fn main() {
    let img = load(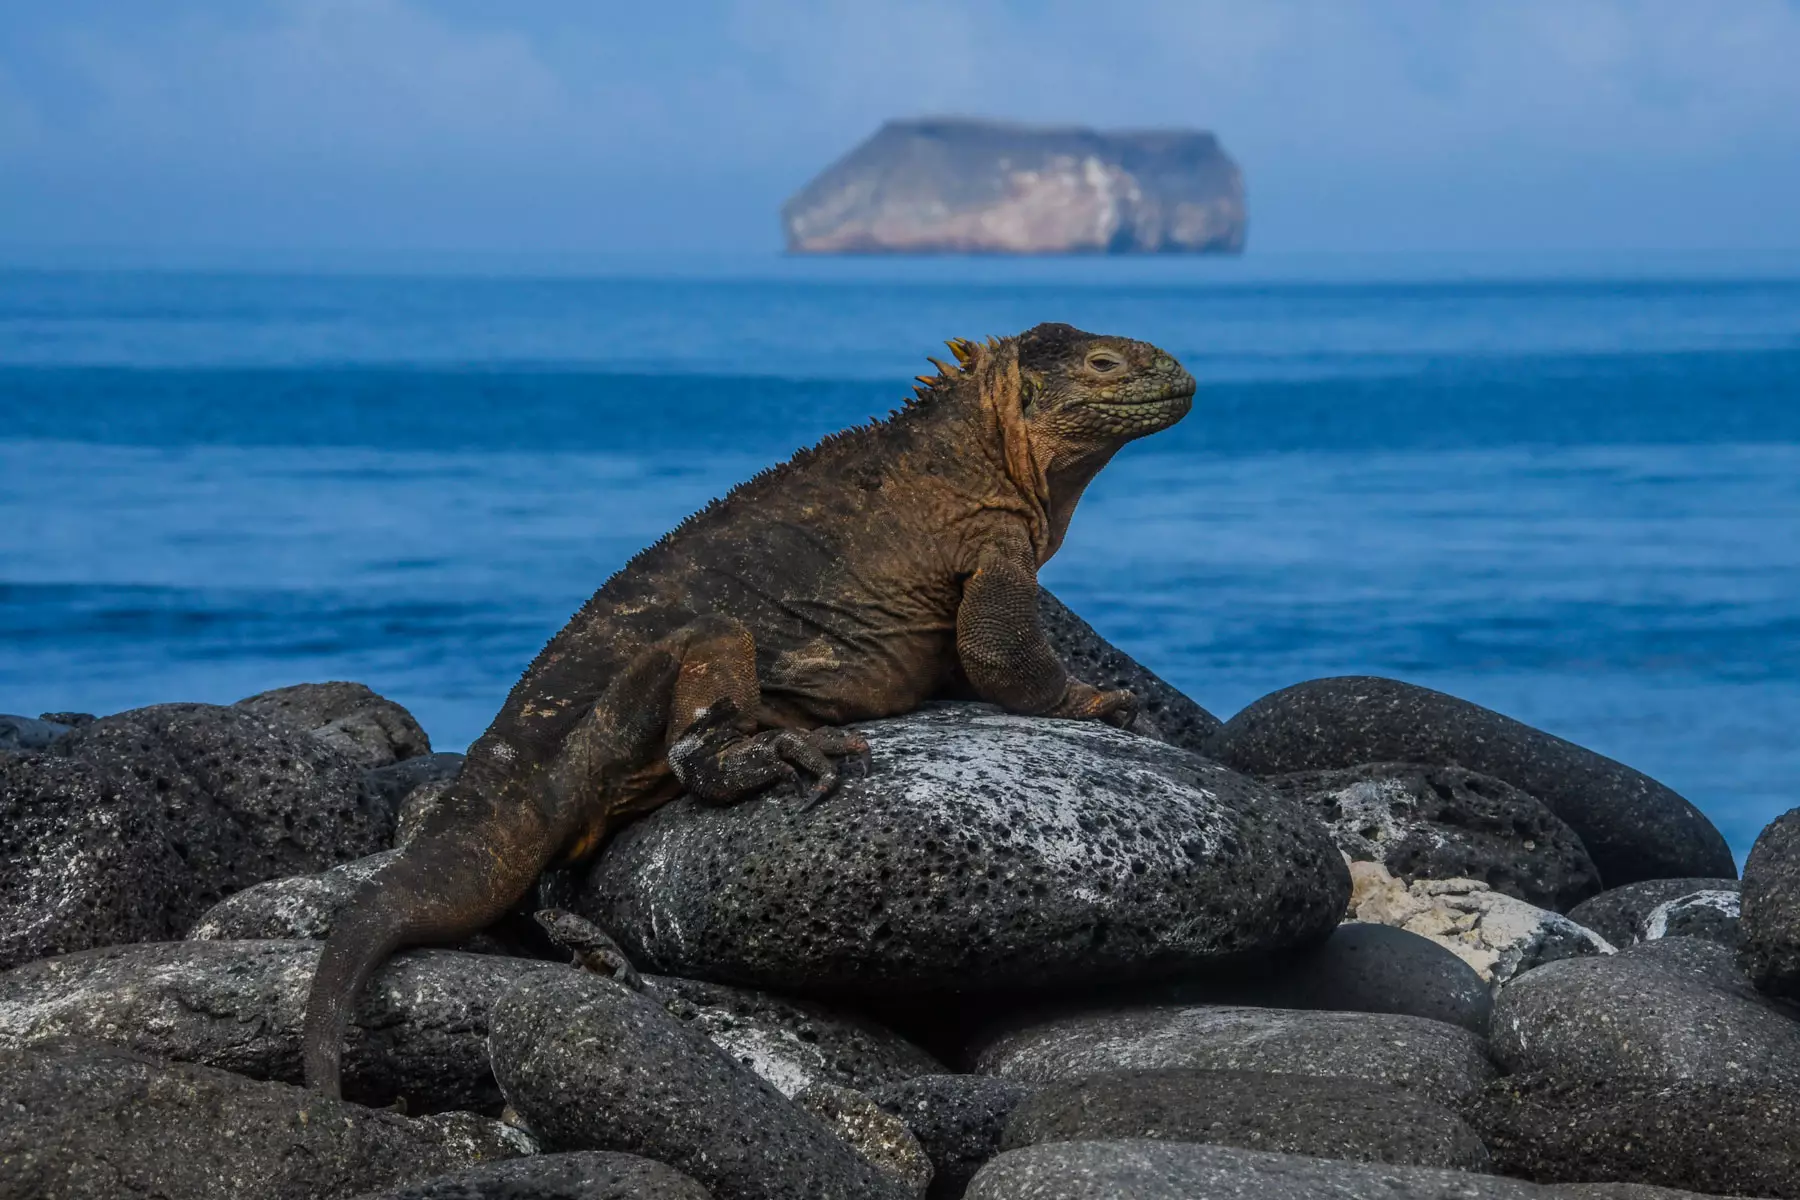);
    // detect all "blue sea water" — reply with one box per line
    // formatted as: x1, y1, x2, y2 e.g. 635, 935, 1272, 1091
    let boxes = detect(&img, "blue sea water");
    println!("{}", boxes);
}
2, 255, 1797, 861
